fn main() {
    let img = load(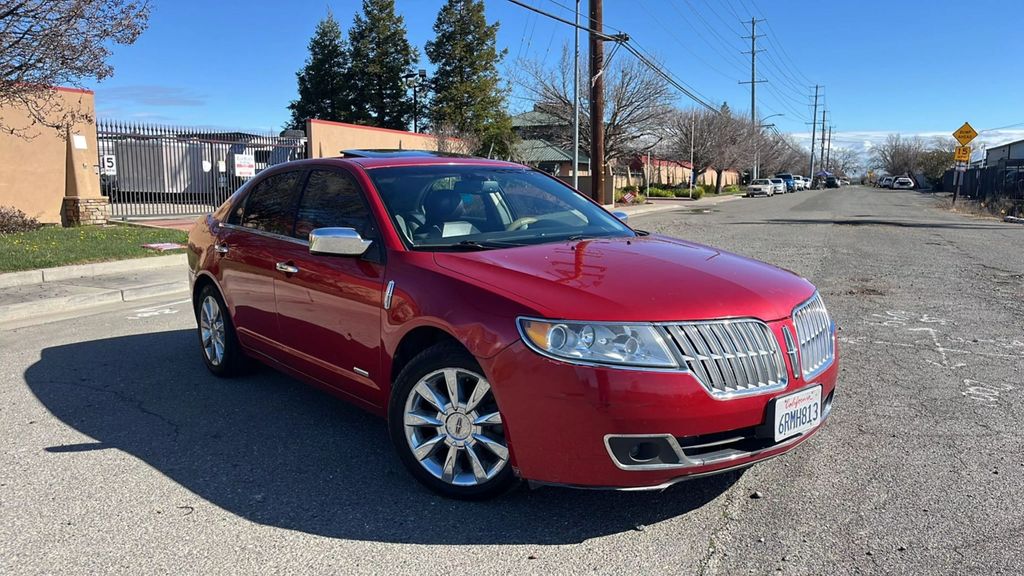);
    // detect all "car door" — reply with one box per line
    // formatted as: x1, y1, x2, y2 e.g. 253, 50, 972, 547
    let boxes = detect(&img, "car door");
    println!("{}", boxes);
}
272, 168, 387, 405
216, 169, 305, 357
